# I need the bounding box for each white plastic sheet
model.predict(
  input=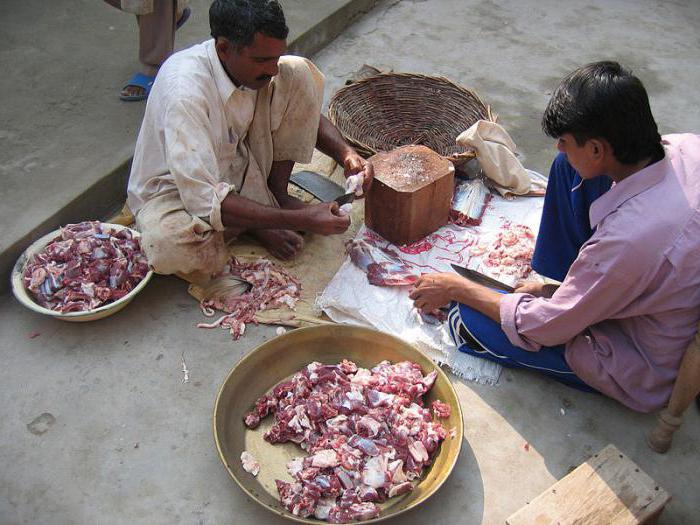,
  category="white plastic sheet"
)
[317,184,545,385]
